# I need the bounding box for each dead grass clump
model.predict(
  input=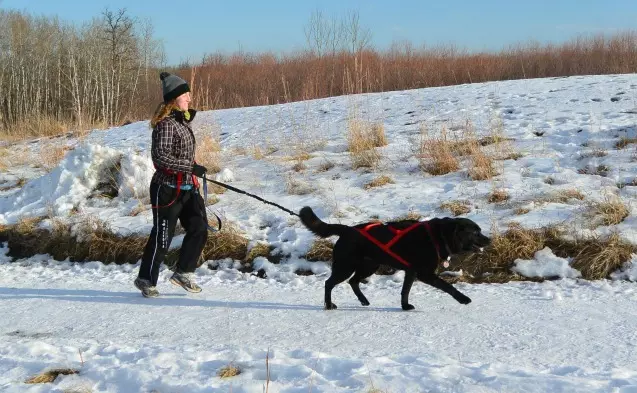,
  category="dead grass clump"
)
[316,161,335,172]
[488,189,509,203]
[553,189,586,202]
[1,215,147,264]
[292,161,306,172]
[569,232,635,280]
[305,238,334,261]
[534,189,586,205]
[370,122,388,147]
[440,200,471,216]
[201,224,248,263]
[514,207,531,215]
[42,144,72,171]
[196,134,222,174]
[578,164,610,177]
[245,242,274,263]
[285,175,315,195]
[468,147,496,180]
[418,125,460,175]
[363,175,394,190]
[217,363,241,378]
[5,116,70,140]
[348,119,384,169]
[587,196,630,227]
[201,222,249,262]
[391,210,422,221]
[25,368,79,384]
[453,225,557,282]
[615,137,637,149]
